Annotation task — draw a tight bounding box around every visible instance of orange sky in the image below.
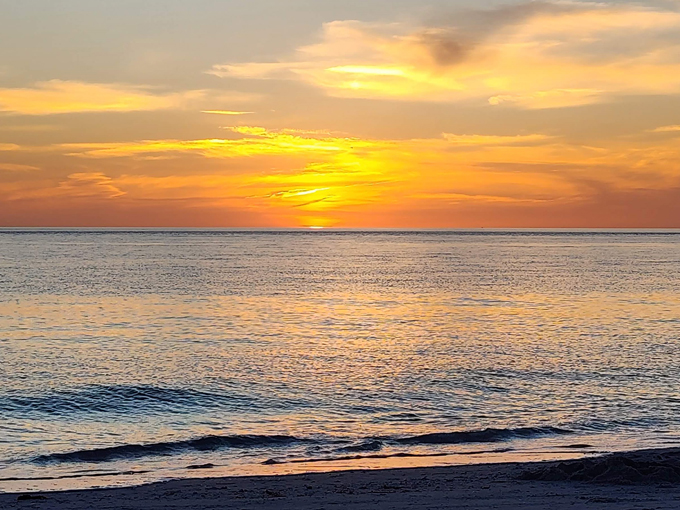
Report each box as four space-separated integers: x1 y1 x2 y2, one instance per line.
1 1 680 227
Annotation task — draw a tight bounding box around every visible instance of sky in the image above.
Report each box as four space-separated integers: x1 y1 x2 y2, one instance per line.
1 0 680 228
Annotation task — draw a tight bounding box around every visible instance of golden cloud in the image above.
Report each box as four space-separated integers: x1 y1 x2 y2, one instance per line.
211 2 680 108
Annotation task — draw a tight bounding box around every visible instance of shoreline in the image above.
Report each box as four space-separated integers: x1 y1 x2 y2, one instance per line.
3 447 680 509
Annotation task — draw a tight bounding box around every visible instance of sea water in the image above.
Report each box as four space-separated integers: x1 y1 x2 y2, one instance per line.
1 230 679 491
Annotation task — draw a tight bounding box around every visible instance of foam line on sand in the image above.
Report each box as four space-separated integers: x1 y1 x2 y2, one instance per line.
3 447 680 509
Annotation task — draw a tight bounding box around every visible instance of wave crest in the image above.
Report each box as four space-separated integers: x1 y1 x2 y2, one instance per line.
397 426 573 445
35 435 304 464
1 385 253 416
33 426 573 465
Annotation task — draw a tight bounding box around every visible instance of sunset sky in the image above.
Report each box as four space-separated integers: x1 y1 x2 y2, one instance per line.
2 0 680 228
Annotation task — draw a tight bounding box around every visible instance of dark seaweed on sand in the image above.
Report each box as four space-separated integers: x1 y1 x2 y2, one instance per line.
520 448 680 485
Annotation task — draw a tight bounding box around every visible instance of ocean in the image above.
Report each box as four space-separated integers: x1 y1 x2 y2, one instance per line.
1 229 679 492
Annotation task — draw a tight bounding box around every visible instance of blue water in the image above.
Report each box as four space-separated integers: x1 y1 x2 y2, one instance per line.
1 230 680 491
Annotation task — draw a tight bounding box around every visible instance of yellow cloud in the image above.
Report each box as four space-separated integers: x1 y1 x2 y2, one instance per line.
59 126 389 158
0 80 256 115
211 3 680 108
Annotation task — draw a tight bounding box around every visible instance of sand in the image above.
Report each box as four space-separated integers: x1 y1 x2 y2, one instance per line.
3 448 680 509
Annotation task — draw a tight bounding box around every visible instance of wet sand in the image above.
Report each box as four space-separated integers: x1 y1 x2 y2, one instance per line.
3 448 680 509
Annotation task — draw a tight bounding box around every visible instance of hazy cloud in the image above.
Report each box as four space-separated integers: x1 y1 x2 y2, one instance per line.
650 125 680 133
56 172 126 199
442 133 553 146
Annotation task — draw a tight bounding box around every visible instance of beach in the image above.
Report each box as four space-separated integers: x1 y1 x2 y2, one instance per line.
3 447 680 509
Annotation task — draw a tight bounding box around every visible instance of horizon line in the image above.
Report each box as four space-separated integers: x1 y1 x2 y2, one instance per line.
2 227 680 232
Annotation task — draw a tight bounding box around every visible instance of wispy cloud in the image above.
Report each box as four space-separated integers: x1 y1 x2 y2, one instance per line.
254 187 331 199
0 163 39 172
488 90 604 110
201 110 254 116
211 2 680 108
649 125 680 133
442 133 552 146
0 80 257 115
58 126 385 159
55 172 126 199
54 127 552 160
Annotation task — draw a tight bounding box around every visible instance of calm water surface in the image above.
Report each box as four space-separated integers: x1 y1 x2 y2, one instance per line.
1 230 679 491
